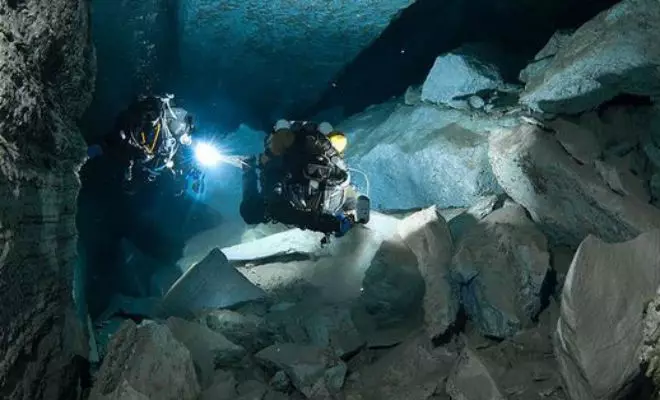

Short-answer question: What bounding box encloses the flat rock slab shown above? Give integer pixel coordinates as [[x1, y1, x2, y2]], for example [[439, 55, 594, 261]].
[[162, 248, 266, 317], [446, 346, 505, 400]]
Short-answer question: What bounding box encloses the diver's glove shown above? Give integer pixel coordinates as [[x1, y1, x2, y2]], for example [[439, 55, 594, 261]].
[[334, 212, 353, 238], [87, 144, 103, 159]]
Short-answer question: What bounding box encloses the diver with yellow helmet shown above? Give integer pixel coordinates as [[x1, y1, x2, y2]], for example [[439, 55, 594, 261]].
[[240, 119, 369, 239]]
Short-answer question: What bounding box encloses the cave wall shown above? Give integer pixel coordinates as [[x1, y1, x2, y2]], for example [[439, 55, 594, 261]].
[[303, 0, 622, 119], [81, 0, 178, 139], [0, 0, 95, 398]]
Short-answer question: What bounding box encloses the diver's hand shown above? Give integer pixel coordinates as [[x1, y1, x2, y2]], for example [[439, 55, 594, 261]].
[[334, 212, 354, 237]]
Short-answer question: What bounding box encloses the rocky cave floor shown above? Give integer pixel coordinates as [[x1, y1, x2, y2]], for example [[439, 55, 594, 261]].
[[83, 0, 660, 399]]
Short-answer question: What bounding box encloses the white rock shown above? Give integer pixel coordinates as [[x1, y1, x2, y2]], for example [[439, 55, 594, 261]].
[[166, 317, 246, 387], [556, 230, 660, 399], [339, 103, 517, 209], [89, 320, 200, 400], [520, 0, 660, 114], [422, 51, 503, 109], [397, 206, 458, 339], [489, 123, 660, 246], [469, 95, 486, 109], [451, 203, 550, 338]]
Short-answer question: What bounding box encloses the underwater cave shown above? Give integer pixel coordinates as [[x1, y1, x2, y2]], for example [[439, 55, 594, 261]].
[[2, 0, 660, 398]]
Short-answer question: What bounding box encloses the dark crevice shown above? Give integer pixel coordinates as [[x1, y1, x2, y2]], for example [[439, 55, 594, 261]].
[[432, 306, 468, 347], [534, 268, 558, 322], [596, 93, 654, 117]]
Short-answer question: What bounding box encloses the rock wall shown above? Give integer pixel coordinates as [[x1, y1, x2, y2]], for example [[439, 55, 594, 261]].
[[0, 0, 95, 398]]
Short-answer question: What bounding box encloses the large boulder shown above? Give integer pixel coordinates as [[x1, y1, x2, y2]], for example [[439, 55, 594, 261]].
[[255, 344, 347, 398], [520, 0, 660, 114], [201, 309, 279, 353], [421, 46, 504, 109], [360, 236, 426, 327], [397, 206, 458, 339], [179, 0, 418, 119], [338, 102, 518, 209], [445, 346, 505, 400], [344, 333, 457, 399], [555, 230, 660, 399], [489, 121, 660, 246], [451, 203, 551, 338], [89, 320, 201, 400], [166, 317, 246, 387]]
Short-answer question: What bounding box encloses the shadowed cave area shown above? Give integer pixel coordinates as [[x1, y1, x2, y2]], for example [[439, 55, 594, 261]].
[[2, 0, 660, 399]]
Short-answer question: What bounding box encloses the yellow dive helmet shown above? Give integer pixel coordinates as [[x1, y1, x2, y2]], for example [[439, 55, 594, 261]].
[[318, 121, 348, 154]]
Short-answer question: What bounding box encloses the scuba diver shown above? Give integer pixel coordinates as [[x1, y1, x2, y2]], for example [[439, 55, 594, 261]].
[[86, 94, 203, 196], [240, 119, 370, 240]]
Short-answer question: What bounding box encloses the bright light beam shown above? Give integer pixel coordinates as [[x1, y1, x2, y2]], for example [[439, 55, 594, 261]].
[[194, 142, 247, 169]]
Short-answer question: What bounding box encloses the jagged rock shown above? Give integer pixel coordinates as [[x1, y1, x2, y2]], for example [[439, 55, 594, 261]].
[[200, 370, 238, 400], [269, 371, 291, 391], [89, 320, 200, 400], [594, 159, 650, 202], [489, 122, 660, 246], [255, 344, 346, 398], [302, 304, 365, 358], [162, 248, 266, 317], [339, 102, 516, 209], [180, 0, 418, 118], [518, 30, 574, 84], [446, 346, 505, 400], [344, 333, 458, 400], [404, 85, 422, 106], [421, 48, 504, 109], [446, 195, 505, 242], [548, 118, 602, 165], [451, 203, 550, 338], [166, 317, 246, 387], [397, 206, 458, 339], [520, 0, 660, 114], [360, 236, 425, 327], [476, 330, 566, 400], [556, 230, 660, 399], [0, 0, 96, 397], [642, 289, 660, 389], [235, 222, 389, 303], [202, 309, 278, 353]]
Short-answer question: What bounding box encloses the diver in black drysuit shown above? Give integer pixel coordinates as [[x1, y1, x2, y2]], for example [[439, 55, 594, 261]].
[[86, 95, 203, 196], [240, 120, 367, 237]]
